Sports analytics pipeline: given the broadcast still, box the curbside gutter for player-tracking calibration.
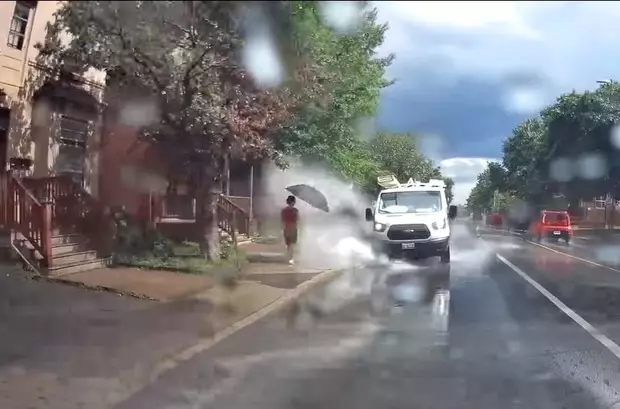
[112,265,347,406]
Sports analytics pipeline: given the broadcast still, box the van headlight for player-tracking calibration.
[432,218,447,230]
[374,222,387,232]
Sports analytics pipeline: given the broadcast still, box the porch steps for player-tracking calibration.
[46,233,110,277]
[48,257,111,277]
[8,232,110,277]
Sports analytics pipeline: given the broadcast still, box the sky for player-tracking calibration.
[372,1,620,204]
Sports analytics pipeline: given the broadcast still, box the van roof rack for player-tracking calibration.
[377,175,446,189]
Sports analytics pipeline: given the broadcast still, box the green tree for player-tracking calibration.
[370,132,432,183]
[277,3,393,163]
[466,162,507,212]
[444,177,455,204]
[502,118,549,203]
[470,81,620,221]
[327,140,383,196]
[39,1,318,259]
[368,132,454,201]
[541,84,620,206]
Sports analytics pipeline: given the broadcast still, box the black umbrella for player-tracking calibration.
[286,184,330,212]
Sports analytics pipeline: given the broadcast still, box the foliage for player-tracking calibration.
[502,118,548,202]
[468,81,620,215]
[369,132,454,201]
[40,1,453,251]
[466,162,506,213]
[114,240,246,275]
[39,1,323,259]
[327,140,384,195]
[276,2,393,162]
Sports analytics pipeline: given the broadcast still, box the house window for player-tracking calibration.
[594,196,606,209]
[56,115,88,186]
[7,2,33,50]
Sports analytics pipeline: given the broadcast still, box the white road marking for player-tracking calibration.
[496,254,620,361]
[477,226,620,272]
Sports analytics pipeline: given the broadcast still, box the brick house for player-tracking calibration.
[0,1,256,275]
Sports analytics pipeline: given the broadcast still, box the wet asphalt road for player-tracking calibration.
[115,223,620,409]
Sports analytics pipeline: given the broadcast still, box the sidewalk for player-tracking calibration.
[572,227,620,241]
[0,239,335,409]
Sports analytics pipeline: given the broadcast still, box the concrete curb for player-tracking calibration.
[112,265,346,406]
[35,274,159,301]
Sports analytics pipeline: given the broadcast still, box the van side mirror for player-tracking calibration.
[365,208,373,221]
[448,205,457,220]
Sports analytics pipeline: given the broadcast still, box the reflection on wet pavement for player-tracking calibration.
[115,222,620,409]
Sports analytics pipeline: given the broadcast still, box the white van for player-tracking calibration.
[365,176,457,263]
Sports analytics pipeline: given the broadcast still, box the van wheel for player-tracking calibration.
[440,247,451,264]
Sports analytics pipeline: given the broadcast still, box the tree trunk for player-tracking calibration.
[196,187,220,261]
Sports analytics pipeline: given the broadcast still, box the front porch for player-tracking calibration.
[138,192,253,243]
[0,171,111,275]
[0,166,256,276]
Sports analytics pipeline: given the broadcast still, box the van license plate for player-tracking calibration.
[553,231,561,235]
[402,243,416,249]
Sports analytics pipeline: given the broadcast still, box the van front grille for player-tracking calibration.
[386,224,430,240]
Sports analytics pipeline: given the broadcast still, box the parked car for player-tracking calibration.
[486,213,503,228]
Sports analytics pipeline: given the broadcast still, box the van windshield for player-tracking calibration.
[378,191,443,214]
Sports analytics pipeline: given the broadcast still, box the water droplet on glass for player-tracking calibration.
[577,153,607,180]
[242,31,283,88]
[549,157,573,182]
[120,100,159,127]
[419,134,444,164]
[595,245,620,265]
[610,125,620,150]
[318,1,362,35]
[241,6,283,88]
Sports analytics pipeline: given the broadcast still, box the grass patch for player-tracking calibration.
[114,241,247,275]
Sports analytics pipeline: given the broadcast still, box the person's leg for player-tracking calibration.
[287,244,295,265]
[284,228,294,264]
[289,228,298,264]
[286,243,293,263]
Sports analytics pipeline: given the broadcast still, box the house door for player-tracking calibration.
[0,108,9,171]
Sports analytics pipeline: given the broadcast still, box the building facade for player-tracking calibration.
[0,0,106,196]
[0,1,257,234]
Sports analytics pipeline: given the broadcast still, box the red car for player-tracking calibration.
[528,209,572,244]
[485,213,503,228]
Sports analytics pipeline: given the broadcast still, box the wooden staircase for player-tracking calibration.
[0,172,112,276]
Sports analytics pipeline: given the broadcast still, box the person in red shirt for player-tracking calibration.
[281,195,299,265]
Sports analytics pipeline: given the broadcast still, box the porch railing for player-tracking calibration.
[22,175,112,256]
[140,193,251,236]
[0,172,53,267]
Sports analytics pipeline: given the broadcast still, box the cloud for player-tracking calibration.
[440,157,499,204]
[373,1,620,147]
[372,1,620,201]
[376,1,620,95]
